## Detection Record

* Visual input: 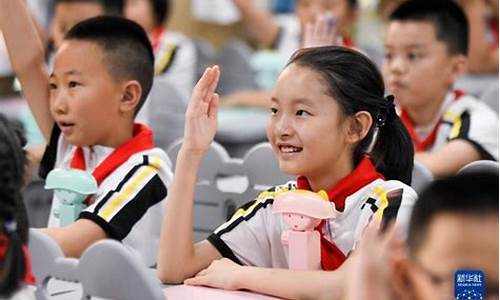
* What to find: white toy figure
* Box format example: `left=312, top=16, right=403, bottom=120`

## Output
left=272, top=190, right=336, bottom=271
left=45, top=168, right=98, bottom=226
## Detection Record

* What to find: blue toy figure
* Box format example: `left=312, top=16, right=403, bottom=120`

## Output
left=45, top=168, right=98, bottom=226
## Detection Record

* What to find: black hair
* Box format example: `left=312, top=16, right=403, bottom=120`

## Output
left=65, top=16, right=154, bottom=115
left=0, top=114, right=29, bottom=298
left=389, top=0, right=469, bottom=55
left=347, top=0, right=357, bottom=10
left=408, top=171, right=499, bottom=257
left=55, top=0, right=124, bottom=16
left=149, top=0, right=171, bottom=26
left=287, top=46, right=414, bottom=185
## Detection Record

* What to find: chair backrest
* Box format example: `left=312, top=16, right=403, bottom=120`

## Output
left=78, top=240, right=164, bottom=300
left=193, top=38, right=216, bottom=80
left=147, top=80, right=187, bottom=151
left=167, top=139, right=244, bottom=241
left=240, top=143, right=293, bottom=206
left=28, top=229, right=64, bottom=282
left=215, top=39, right=257, bottom=96
left=480, top=83, right=499, bottom=113
left=458, top=160, right=499, bottom=175
left=411, top=160, right=434, bottom=194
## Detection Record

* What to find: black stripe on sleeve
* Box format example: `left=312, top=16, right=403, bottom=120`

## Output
left=215, top=197, right=275, bottom=237
left=92, top=156, right=148, bottom=213
left=449, top=112, right=496, bottom=161
left=207, top=233, right=243, bottom=265
left=381, top=188, right=403, bottom=231
left=39, top=125, right=61, bottom=179
left=79, top=173, right=167, bottom=240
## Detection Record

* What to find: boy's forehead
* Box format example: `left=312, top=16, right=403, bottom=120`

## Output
left=53, top=40, right=107, bottom=74
left=385, top=20, right=441, bottom=47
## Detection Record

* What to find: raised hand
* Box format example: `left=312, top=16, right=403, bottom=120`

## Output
left=182, top=66, right=220, bottom=155
left=302, top=14, right=339, bottom=48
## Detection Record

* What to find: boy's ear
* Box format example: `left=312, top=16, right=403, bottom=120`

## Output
left=392, top=258, right=415, bottom=299
left=119, top=80, right=142, bottom=114
left=346, top=111, right=372, bottom=144
left=449, top=54, right=468, bottom=83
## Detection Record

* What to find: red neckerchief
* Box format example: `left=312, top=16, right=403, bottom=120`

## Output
left=151, top=26, right=166, bottom=54
left=296, top=156, right=384, bottom=270
left=490, top=18, right=499, bottom=47
left=0, top=235, right=36, bottom=284
left=400, top=90, right=464, bottom=152
left=341, top=36, right=354, bottom=48
left=70, top=123, right=154, bottom=186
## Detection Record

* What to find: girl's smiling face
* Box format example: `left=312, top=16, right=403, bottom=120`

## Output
left=267, top=63, right=355, bottom=190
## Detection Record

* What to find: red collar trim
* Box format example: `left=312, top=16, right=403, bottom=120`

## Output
left=401, top=90, right=464, bottom=152
left=151, top=26, right=166, bottom=54
left=296, top=156, right=384, bottom=212
left=70, top=123, right=154, bottom=186
left=341, top=36, right=354, bottom=48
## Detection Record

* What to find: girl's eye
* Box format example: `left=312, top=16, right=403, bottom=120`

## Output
left=270, top=107, right=278, bottom=115
left=296, top=110, right=310, bottom=116
left=68, top=81, right=80, bottom=88
left=408, top=52, right=420, bottom=61
left=384, top=52, right=392, bottom=61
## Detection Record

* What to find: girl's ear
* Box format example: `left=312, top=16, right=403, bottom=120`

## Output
left=346, top=111, right=372, bottom=144
left=119, top=80, right=142, bottom=114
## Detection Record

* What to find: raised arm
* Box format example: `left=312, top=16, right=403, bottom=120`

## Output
left=232, top=0, right=280, bottom=48
left=157, top=66, right=223, bottom=283
left=0, top=0, right=53, bottom=141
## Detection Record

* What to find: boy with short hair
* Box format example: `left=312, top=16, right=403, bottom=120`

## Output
left=383, top=0, right=498, bottom=177
left=345, top=171, right=498, bottom=300
left=0, top=0, right=172, bottom=267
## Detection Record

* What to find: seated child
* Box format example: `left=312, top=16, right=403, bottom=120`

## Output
left=383, top=0, right=499, bottom=177
left=345, top=171, right=498, bottom=300
left=0, top=1, right=172, bottom=267
left=222, top=0, right=359, bottom=108
left=0, top=114, right=35, bottom=299
left=157, top=46, right=417, bottom=299
left=51, top=0, right=123, bottom=50
left=124, top=0, right=196, bottom=102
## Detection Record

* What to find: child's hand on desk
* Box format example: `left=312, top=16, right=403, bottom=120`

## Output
left=184, top=258, right=242, bottom=290
left=182, top=66, right=220, bottom=156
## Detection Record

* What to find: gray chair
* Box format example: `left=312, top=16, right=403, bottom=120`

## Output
left=29, top=229, right=81, bottom=300
left=411, top=160, right=434, bottom=194
left=78, top=240, right=164, bottom=300
left=458, top=160, right=499, bottom=175
left=480, top=83, right=499, bottom=113
left=193, top=38, right=217, bottom=80
left=215, top=39, right=258, bottom=96
left=239, top=142, right=293, bottom=206
left=167, top=139, right=244, bottom=241
left=28, top=229, right=64, bottom=283
left=147, top=79, right=187, bottom=151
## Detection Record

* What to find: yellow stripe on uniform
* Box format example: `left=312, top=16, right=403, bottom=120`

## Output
left=443, top=111, right=462, bottom=139
left=373, top=187, right=388, bottom=220
left=215, top=188, right=291, bottom=232
left=154, top=44, right=177, bottom=75
left=99, top=157, right=162, bottom=220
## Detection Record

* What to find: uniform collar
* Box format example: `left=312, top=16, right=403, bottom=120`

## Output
left=296, top=156, right=384, bottom=212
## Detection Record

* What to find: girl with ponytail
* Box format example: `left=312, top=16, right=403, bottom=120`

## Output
left=158, top=46, right=417, bottom=299
left=0, top=114, right=35, bottom=299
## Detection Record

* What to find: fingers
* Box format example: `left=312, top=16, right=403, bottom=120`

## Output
left=191, top=66, right=220, bottom=104
left=208, top=93, right=219, bottom=120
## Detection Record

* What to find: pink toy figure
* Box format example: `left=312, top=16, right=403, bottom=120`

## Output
left=272, top=190, right=336, bottom=271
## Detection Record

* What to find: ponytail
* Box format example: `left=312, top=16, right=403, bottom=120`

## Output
left=288, top=46, right=414, bottom=184
left=0, top=114, right=29, bottom=297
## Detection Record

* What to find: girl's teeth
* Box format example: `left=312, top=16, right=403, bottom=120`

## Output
left=281, top=146, right=300, bottom=153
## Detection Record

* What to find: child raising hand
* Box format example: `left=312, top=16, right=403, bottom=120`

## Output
left=158, top=47, right=417, bottom=299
